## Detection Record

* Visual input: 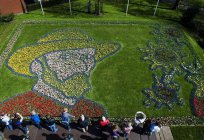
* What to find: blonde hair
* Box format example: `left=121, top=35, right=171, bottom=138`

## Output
left=64, top=108, right=68, bottom=112
left=31, top=110, right=36, bottom=115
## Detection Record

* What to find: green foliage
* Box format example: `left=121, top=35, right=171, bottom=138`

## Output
left=171, top=126, right=204, bottom=140
left=189, top=0, right=204, bottom=7
left=0, top=13, right=14, bottom=22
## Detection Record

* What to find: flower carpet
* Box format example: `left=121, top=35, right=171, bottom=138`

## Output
left=0, top=21, right=204, bottom=119
left=140, top=24, right=204, bottom=116
left=1, top=28, right=121, bottom=117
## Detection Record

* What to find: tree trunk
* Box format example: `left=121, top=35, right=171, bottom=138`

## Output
left=125, top=0, right=129, bottom=16
left=69, top=0, right=72, bottom=15
left=95, top=0, right=102, bottom=15
left=172, top=0, right=181, bottom=10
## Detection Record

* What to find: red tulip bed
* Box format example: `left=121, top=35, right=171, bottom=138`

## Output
left=0, top=91, right=64, bottom=116
left=0, top=91, right=106, bottom=117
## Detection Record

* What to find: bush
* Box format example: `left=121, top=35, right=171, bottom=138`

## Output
left=0, top=13, right=14, bottom=22
left=197, top=40, right=204, bottom=49
left=181, top=7, right=199, bottom=27
left=194, top=21, right=204, bottom=38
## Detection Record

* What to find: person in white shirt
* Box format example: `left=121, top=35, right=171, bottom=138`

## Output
left=0, top=113, right=13, bottom=130
left=134, top=111, right=146, bottom=126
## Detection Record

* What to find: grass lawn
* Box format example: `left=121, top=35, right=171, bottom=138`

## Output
left=0, top=2, right=204, bottom=118
left=0, top=22, right=19, bottom=54
left=171, top=126, right=204, bottom=140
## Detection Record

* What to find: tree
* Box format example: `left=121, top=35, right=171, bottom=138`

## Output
left=125, top=0, right=130, bottom=16
left=68, top=0, right=72, bottom=15
left=181, top=0, right=204, bottom=25
left=95, top=0, right=103, bottom=15
left=181, top=0, right=204, bottom=29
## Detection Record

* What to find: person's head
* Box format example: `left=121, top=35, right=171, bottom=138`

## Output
left=14, top=113, right=20, bottom=119
left=155, top=119, right=161, bottom=128
left=128, top=122, right=132, bottom=127
left=64, top=108, right=68, bottom=113
left=1, top=113, right=4, bottom=116
left=112, top=125, right=118, bottom=130
left=80, top=114, right=85, bottom=121
left=31, top=110, right=36, bottom=115
left=102, top=116, right=106, bottom=121
left=46, top=115, right=51, bottom=119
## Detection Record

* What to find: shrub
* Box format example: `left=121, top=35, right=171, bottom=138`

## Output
left=194, top=21, right=204, bottom=38
left=181, top=7, right=199, bottom=28
left=0, top=13, right=14, bottom=22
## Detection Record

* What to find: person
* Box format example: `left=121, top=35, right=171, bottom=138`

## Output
left=142, top=119, right=152, bottom=135
left=134, top=111, right=146, bottom=126
left=112, top=125, right=119, bottom=139
left=13, top=113, right=29, bottom=134
left=123, top=122, right=133, bottom=140
left=149, top=119, right=161, bottom=135
left=30, top=110, right=42, bottom=129
left=99, top=116, right=110, bottom=132
left=78, top=114, right=89, bottom=133
left=0, top=113, right=13, bottom=130
left=45, top=115, right=58, bottom=133
left=61, top=108, right=75, bottom=131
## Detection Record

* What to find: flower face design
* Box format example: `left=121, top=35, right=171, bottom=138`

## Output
left=7, top=28, right=121, bottom=107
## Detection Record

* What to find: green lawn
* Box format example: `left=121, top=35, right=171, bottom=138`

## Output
left=171, top=126, right=204, bottom=140
left=0, top=22, right=18, bottom=54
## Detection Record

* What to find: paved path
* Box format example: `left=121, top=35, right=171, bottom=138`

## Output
left=3, top=123, right=173, bottom=140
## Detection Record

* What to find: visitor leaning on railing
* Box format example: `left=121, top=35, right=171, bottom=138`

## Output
left=30, top=110, right=42, bottom=129
left=61, top=108, right=75, bottom=131
left=77, top=114, right=89, bottom=133
left=12, top=113, right=29, bottom=134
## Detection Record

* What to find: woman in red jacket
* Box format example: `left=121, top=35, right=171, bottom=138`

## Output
left=99, top=116, right=110, bottom=132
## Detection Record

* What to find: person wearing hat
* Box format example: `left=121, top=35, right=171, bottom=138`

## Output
left=134, top=111, right=146, bottom=126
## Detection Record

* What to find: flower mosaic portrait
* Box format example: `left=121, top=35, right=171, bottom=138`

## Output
left=4, top=28, right=121, bottom=116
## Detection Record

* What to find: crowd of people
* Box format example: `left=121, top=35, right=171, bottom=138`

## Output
left=0, top=110, right=161, bottom=140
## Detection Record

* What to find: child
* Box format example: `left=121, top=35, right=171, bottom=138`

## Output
left=123, top=122, right=133, bottom=140
left=112, top=125, right=119, bottom=139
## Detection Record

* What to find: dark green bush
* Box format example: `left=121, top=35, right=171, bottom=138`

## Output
left=0, top=13, right=14, bottom=22
left=181, top=7, right=199, bottom=27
